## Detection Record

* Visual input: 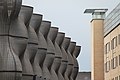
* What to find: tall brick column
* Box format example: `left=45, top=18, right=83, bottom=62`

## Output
left=84, top=9, right=107, bottom=80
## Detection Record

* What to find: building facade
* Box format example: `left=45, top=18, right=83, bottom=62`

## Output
left=0, top=0, right=81, bottom=80
left=85, top=2, right=120, bottom=80
left=104, top=3, right=120, bottom=80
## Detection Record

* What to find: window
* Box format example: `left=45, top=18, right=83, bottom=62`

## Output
left=109, top=60, right=111, bottom=70
left=111, top=36, right=117, bottom=50
left=105, top=42, right=110, bottom=54
left=105, top=62, right=107, bottom=72
left=113, top=57, right=116, bottom=68
left=111, top=56, right=118, bottom=69
left=115, top=76, right=118, bottom=80
left=119, top=55, right=120, bottom=65
left=112, top=78, right=114, bottom=80
left=105, top=61, right=110, bottom=72
left=118, top=34, right=120, bottom=44
left=116, top=56, right=118, bottom=67
left=111, top=59, right=113, bottom=69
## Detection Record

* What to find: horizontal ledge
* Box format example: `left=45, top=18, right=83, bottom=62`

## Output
left=46, top=52, right=55, bottom=55
left=0, top=71, right=22, bottom=73
left=68, top=64, right=74, bottom=65
left=22, top=74, right=36, bottom=76
left=55, top=56, right=62, bottom=59
left=0, top=34, right=28, bottom=39
left=38, top=48, right=47, bottom=50
left=62, top=60, right=68, bottom=62
left=28, top=42, right=38, bottom=45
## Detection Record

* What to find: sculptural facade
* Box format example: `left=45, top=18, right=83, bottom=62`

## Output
left=49, top=27, right=61, bottom=80
left=0, top=0, right=81, bottom=80
left=67, top=42, right=77, bottom=80
left=43, top=27, right=58, bottom=80
left=56, top=32, right=66, bottom=80
left=60, top=37, right=71, bottom=80
left=29, top=14, right=43, bottom=80
left=71, top=46, right=81, bottom=80
left=63, top=38, right=75, bottom=80
left=19, top=6, right=39, bottom=80
left=39, top=21, right=51, bottom=78
left=0, top=0, right=28, bottom=80
left=41, top=21, right=55, bottom=80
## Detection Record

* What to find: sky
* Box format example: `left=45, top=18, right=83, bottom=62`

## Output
left=22, top=0, right=120, bottom=72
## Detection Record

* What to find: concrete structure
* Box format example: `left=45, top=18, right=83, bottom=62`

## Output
left=51, top=29, right=63, bottom=80
left=67, top=42, right=76, bottom=80
left=71, top=46, right=81, bottom=80
left=76, top=72, right=91, bottom=80
left=19, top=6, right=36, bottom=80
left=64, top=37, right=74, bottom=80
left=0, top=0, right=81, bottom=80
left=49, top=27, right=59, bottom=80
left=85, top=2, right=120, bottom=80
left=39, top=21, right=51, bottom=80
left=29, top=14, right=43, bottom=80
left=0, top=0, right=25, bottom=80
left=57, top=33, right=68, bottom=80
left=61, top=37, right=70, bottom=80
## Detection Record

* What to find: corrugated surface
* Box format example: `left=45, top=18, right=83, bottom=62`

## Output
left=104, top=3, right=120, bottom=36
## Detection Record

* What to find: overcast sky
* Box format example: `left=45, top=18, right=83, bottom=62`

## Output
left=22, top=0, right=120, bottom=72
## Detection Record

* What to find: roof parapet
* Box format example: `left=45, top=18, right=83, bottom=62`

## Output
left=84, top=9, right=108, bottom=19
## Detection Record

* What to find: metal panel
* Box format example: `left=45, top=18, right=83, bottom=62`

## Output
left=104, top=3, right=120, bottom=36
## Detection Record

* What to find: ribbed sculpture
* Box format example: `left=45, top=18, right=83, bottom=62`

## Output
left=61, top=37, right=71, bottom=80
left=52, top=32, right=64, bottom=80
left=49, top=27, right=60, bottom=80
left=67, top=42, right=77, bottom=80
left=56, top=32, right=66, bottom=80
left=63, top=38, right=75, bottom=80
left=39, top=21, right=51, bottom=80
left=0, top=0, right=81, bottom=80
left=40, top=21, right=51, bottom=79
left=29, top=14, right=43, bottom=80
left=71, top=46, right=81, bottom=80
left=19, top=5, right=39, bottom=80
left=0, top=0, right=26, bottom=80
left=44, top=27, right=58, bottom=80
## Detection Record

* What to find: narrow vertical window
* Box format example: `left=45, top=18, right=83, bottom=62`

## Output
left=111, top=36, right=118, bottom=50
left=112, top=57, right=118, bottom=69
left=105, top=62, right=107, bottom=72
left=115, top=76, right=118, bottom=80
left=115, top=36, right=117, bottom=47
left=111, top=39, right=114, bottom=50
left=111, top=59, right=113, bottom=69
left=116, top=56, right=118, bottom=67
left=119, top=34, right=120, bottom=44
left=105, top=42, right=110, bottom=54
left=119, top=55, right=120, bottom=65
left=113, top=58, right=115, bottom=69
left=109, top=61, right=110, bottom=70
left=107, top=61, right=109, bottom=72
left=105, top=60, right=111, bottom=72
